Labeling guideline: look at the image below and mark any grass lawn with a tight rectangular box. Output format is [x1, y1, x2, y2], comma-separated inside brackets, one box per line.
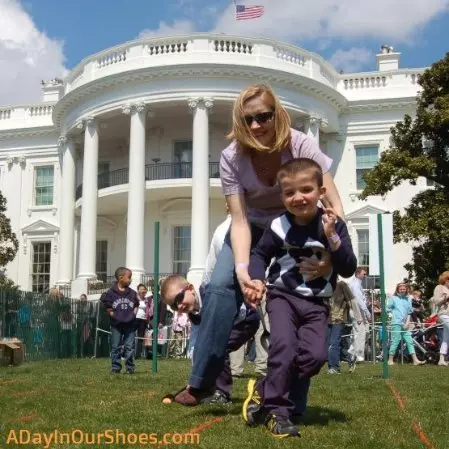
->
[0, 359, 448, 449]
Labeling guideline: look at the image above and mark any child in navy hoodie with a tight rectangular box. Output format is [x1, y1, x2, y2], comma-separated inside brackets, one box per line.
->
[101, 267, 139, 374]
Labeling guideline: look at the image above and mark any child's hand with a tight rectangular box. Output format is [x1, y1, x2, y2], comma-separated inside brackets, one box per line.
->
[322, 207, 338, 237]
[242, 279, 265, 308]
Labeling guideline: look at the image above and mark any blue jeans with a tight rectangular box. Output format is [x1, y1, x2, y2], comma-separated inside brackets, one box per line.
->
[188, 324, 199, 361]
[188, 224, 264, 390]
[111, 325, 136, 372]
[188, 240, 242, 389]
[328, 323, 344, 371]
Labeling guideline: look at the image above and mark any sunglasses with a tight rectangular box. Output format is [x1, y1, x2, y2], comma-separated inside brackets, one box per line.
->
[172, 284, 191, 311]
[243, 111, 274, 126]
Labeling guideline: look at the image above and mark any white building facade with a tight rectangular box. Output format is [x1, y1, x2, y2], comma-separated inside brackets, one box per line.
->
[0, 35, 426, 296]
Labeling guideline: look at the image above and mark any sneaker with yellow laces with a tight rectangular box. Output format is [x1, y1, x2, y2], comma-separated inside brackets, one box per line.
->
[265, 414, 300, 438]
[242, 378, 266, 426]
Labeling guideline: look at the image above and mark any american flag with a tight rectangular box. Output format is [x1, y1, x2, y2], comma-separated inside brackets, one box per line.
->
[235, 3, 264, 20]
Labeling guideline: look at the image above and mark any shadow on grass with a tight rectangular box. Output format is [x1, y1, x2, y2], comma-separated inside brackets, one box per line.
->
[302, 406, 348, 426]
[198, 403, 349, 424]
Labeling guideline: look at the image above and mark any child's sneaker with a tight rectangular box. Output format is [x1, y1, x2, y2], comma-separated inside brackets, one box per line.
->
[348, 357, 356, 373]
[242, 378, 266, 426]
[265, 415, 300, 438]
[203, 390, 232, 405]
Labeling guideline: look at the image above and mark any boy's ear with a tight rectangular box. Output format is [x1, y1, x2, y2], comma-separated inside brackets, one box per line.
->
[319, 186, 326, 199]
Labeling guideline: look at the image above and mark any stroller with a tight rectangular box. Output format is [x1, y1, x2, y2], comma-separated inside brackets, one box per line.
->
[411, 315, 441, 364]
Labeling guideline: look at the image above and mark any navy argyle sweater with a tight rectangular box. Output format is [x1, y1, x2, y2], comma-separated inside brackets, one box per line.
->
[249, 210, 357, 299]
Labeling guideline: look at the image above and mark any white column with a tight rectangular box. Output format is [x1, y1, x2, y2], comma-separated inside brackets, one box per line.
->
[77, 117, 99, 279]
[187, 97, 213, 289]
[307, 115, 321, 146]
[123, 103, 147, 285]
[57, 136, 76, 284]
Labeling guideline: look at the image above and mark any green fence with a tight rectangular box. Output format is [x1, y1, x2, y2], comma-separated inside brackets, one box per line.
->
[1, 288, 105, 361]
[0, 288, 178, 363]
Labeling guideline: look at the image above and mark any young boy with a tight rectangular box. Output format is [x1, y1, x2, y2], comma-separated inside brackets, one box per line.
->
[101, 267, 139, 374]
[242, 158, 357, 438]
[161, 274, 259, 404]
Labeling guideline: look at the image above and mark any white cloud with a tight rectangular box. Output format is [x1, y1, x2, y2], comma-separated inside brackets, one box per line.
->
[211, 0, 449, 42]
[330, 47, 373, 73]
[138, 20, 197, 38]
[0, 0, 67, 105]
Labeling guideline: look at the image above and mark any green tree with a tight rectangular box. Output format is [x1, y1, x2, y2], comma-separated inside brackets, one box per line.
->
[360, 52, 449, 301]
[0, 191, 19, 289]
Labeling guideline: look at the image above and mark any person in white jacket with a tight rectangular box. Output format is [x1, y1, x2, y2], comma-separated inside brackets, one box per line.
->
[349, 268, 371, 362]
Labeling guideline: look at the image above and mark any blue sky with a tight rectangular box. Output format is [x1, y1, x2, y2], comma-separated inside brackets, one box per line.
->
[1, 0, 449, 104]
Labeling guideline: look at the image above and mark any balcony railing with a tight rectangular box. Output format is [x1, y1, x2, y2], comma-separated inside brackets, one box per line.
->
[76, 161, 220, 200]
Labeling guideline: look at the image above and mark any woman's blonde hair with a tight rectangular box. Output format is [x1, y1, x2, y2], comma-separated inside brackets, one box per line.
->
[227, 84, 291, 153]
[438, 271, 449, 285]
[394, 282, 409, 295]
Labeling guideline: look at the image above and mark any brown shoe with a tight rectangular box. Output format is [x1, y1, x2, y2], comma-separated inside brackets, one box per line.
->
[174, 387, 211, 406]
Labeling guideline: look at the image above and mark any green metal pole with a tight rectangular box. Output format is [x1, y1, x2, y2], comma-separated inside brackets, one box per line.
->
[377, 214, 390, 379]
[152, 221, 160, 374]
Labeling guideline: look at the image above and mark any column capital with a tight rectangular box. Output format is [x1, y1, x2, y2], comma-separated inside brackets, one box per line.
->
[309, 115, 322, 127]
[308, 114, 328, 129]
[187, 97, 214, 111]
[122, 102, 150, 116]
[58, 135, 67, 148]
[121, 104, 132, 115]
[76, 116, 96, 130]
[84, 116, 96, 127]
[134, 102, 147, 114]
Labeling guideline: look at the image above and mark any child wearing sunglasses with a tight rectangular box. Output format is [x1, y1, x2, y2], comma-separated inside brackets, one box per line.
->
[161, 274, 259, 405]
[161, 210, 261, 405]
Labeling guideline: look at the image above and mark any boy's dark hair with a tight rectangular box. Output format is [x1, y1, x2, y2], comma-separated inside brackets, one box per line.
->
[136, 283, 146, 290]
[115, 266, 130, 281]
[160, 274, 187, 302]
[277, 158, 323, 187]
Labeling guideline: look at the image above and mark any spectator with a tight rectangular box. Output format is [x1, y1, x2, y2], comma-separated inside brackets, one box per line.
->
[328, 280, 362, 374]
[431, 271, 449, 366]
[349, 268, 371, 362]
[387, 282, 425, 366]
[146, 286, 167, 359]
[169, 311, 190, 358]
[410, 290, 425, 329]
[135, 284, 150, 359]
[101, 267, 139, 374]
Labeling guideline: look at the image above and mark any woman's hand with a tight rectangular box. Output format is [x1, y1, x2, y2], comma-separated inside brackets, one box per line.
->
[298, 250, 332, 281]
[242, 280, 265, 305]
[235, 265, 263, 309]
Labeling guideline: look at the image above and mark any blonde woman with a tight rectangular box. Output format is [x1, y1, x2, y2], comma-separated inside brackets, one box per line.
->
[174, 84, 344, 406]
[432, 271, 449, 366]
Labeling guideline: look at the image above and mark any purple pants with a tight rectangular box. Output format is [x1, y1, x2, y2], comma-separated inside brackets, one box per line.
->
[215, 318, 259, 398]
[257, 288, 329, 418]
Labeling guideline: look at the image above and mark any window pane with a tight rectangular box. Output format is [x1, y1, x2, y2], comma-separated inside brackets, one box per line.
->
[174, 141, 193, 178]
[355, 146, 378, 190]
[31, 242, 51, 293]
[174, 141, 193, 162]
[355, 146, 379, 168]
[172, 226, 191, 275]
[356, 229, 369, 270]
[96, 240, 108, 282]
[35, 166, 54, 206]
